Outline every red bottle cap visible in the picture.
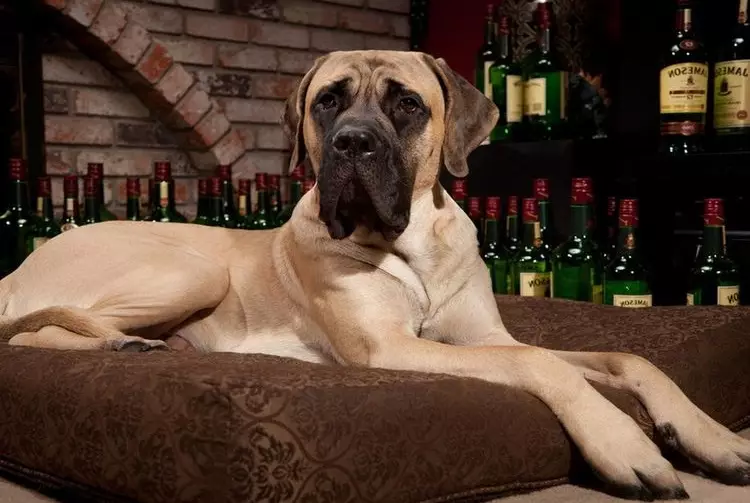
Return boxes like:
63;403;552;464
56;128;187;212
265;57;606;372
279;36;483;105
303;179;315;194
209;176;222;197
486;196;501;219
87;162;104;179
704;198;725;226
8;158;27;181
619;198;639;228
83;176;98;197
215;164;232;180
126;177;141;197
533;178;549;200
507;196;518;216
522;197;539;222
498;15;510;35
255;172;267;190
570;177;594;204
237;178;250;195
63;175;79;196
468;196;481;218
607;196;617;216
486;3;494;16
290;163;305;180
197;178;207;197
37;176;52;197
451;178;467;199
269;174;281;189
536;2;551;29
154;161;171;181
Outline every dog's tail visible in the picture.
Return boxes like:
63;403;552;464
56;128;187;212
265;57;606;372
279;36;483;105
0;306;121;342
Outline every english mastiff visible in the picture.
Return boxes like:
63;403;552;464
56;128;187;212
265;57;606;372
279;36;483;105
1;50;749;500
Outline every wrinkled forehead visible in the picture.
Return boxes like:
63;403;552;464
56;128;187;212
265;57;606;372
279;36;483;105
305;52;443;109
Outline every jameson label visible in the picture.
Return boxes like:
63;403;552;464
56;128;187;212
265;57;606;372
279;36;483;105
613;294;653;308
506;75;523;123
714;60;750;130
159;181;169;209
592;284;603;305
718;285;740;306
524;78;546;116
520;272;550;297
660;62;709;114
238;194;247;217
686;292;695;306
32;237;49;250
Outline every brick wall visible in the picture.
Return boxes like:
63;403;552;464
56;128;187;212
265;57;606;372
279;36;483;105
41;0;410;219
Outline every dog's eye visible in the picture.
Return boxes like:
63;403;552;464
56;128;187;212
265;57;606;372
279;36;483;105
318;93;338;110
398;97;420;114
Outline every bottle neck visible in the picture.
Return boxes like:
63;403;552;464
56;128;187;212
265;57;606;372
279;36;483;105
63;195;80;218
702;225;727;257
539;200;551;235
256;189;269;214
569;204;591;238
522;220;543;247
616;226;638;256
677;8;693;33
221;180;236;213
155;180;173;210
538;27;551;53
84;196;99;220
484;17;495;47
126;196;141;220
498;32;509;60
506;214;519;240
98;179;106;207
7;180;30;213
238;193;248;217
36;195;54;221
483;218;499;247
210;195;223;219
289;181;302;204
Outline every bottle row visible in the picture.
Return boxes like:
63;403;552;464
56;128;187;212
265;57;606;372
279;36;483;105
450;177;742;307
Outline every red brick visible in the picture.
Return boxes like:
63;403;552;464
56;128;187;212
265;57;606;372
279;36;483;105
216;97;284;123
339;8;390;34
278;49;321;75
233;125;256;150
254;125;289;150
66;0;103;27
119;2;184;35
43;55;124;87
78;149;192;177
74;88;150;118
218;0;279;18
155;64;194;104
282;2;338;27
367;0;409;13
230;153;259;179
113;21;152;66
211;129;245;165
251;74;299;99
250;21;309;49
44;87;70;113
365;35;409;50
116;121;177;146
172;85;212;127
173;178;196;204
89;2;128;45
311;29;364;51
186;13;249;42
391;14;409;38
195;69;252;97
177;0;215;10
243;151;288;175
45;116;114;145
45;0;68;10
162;38;215;66
45;148;76;175
218;44;277;71
194;107;232;147
136;42;174;83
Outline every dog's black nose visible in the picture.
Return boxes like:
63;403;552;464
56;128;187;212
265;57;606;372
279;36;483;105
332;126;378;157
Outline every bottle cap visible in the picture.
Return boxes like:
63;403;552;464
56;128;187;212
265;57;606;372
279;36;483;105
619;198;639;228
451;178;467;199
255;172;267;190
533;178;549;200
571;177;594;204
486;196;501;219
87;162;104;179
508;195;518;216
8;158;27;181
468;196;481;218
522;197;539;222
704;198;725;226
290;163;305;181
209;176;222;197
126;177;141;197
238;178;250;195
498;15;510;34
536;1;551;28
269;174;281;189
486;3;494;17
197;178;208;197
154;161;171;181
303;179;315;193
64;175;79;196
83;176;98;197
37;176;52;197
215;164;232;180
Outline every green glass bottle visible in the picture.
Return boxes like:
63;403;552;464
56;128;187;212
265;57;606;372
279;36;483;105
192;178;210;225
475;3;499;127
511;197;551;297
604;198;652;308
482;196;511;294
27;176;61;254
489;14;523;141
149;162;187;223
269;174;283;226
125;178;142;221
250;172;272;230
468;196;484;246
0;159;34;277
236;178;252;229
687;198;741;306
215;164;238;228
141;178;155;222
505;195;520;256
551;177;603;303
600;196;618;265
60;175;82;232
82;176;101;226
533;178;556;250
207;177;227;227
523;2;569;141
86;163;118;221
276;164;305;226
450;178;467;212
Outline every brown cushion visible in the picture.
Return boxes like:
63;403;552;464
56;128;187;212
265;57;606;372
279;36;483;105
0;297;748;503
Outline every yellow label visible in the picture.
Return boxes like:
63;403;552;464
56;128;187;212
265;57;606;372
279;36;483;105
36;197;44;215
524;78;546;116
507;75;523;123
483;61;493;101
613;294;652;308
519;272;550;297
32;237;49;250
741;0;748;23
686;293;694;306
592;284;603;304
159;181;169;208
238;194;247;217
714;60;750;129
65;197;75;214
660;63;708;114
718;285;740;306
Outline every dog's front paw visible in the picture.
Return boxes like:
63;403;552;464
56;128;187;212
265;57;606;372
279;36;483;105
109;338;171;353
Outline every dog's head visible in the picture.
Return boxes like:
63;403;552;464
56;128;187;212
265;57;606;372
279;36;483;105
283;50;498;241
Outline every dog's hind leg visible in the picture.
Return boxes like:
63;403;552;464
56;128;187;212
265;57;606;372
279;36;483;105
552;350;750;487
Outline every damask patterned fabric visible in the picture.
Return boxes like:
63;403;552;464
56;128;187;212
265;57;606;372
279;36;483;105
0;296;748;503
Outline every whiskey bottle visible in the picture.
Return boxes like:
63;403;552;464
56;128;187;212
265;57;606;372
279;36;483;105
250;173;272;230
603;199;652;307
505;195;520;256
523;1;568;141
215;165;238;228
482;196;511;294
489;14;523;141
0;159;33;277
687;198;741;305
126;177;142;221
60;175;82;232
468;196;483;246
82;176;101;225
207;177;227;228
511;197;551;297
450;178;468;211
149;162;187;223
236;179;252;229
533;178;555;250
27;176;61;253
659;0;708;155
276;164;304;227
476;4;499;103
601;196;618;264
269;174;282;223
86;163;118;221
713;0;750;151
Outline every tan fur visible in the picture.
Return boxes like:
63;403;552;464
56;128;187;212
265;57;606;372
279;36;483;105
1;50;749;499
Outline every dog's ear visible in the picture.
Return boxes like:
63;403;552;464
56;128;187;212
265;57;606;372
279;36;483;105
283;55;329;174
422;55;499;178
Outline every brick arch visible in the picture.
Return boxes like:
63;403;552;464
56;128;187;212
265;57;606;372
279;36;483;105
42;0;251;173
